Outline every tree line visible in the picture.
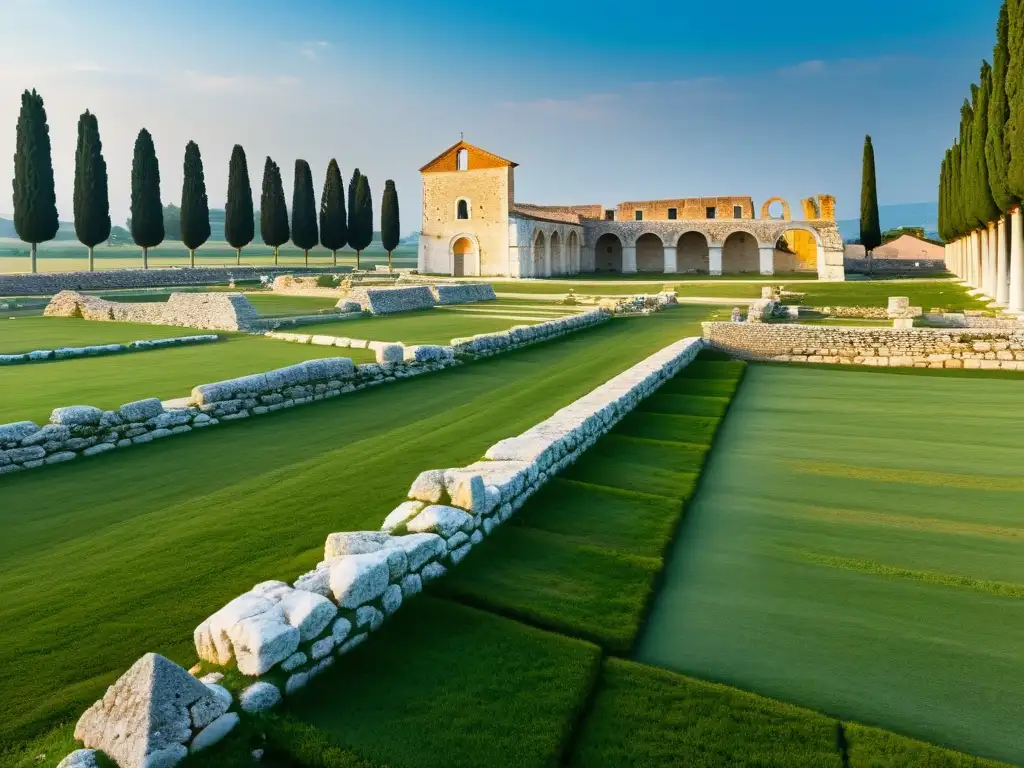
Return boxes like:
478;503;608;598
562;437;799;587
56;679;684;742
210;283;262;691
11;90;401;273
937;0;1024;311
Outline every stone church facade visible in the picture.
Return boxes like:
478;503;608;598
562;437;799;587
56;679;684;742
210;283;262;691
417;140;845;281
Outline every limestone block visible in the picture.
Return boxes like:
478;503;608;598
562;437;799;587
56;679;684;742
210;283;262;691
447;531;469;550
445;471;490;514
56;750;100;768
355;605;385;632
381;583;403;615
51;405;104;426
311;635;335;660
387;532;446;571
420;561;447;583
189;685;230;730
311;335;337;346
400;573;423;598
375;343;405;364
0;421;40;444
329;551;391;608
21;423;71;446
7;445;45;463
337;633;368;656
277;590;338;642
381;500;426;533
406;505;474;538
449;543;473;565
281;652;307;672
75;653;219;768
119;398;164;422
229;611;301;676
332;617;352;644
408;469;448;503
239;681;281;713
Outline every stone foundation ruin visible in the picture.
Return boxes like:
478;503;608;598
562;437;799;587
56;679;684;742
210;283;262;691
44;291;261;332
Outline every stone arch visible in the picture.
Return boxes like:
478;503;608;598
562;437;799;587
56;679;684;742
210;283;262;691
550;231;564;275
532;229;547;277
774;224;822;272
636;232;665;272
567;230;580;274
595;232;623;273
450;234;479;277
677;231;709;273
722;231;759;273
760;197;791;221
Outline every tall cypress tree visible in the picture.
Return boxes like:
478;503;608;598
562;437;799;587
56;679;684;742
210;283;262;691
12;89;59;274
1006;0;1024;200
349;173;374;269
960;100;978;231
225;144;254;265
319;159;347;266
972;69;1001;227
381;179;400;271
291;159;318;266
347;168;362;267
180;141;210;268
73;110;111;272
988;2;1016;212
261;157;289;265
951;143;964;239
130;128;164;269
938;153;948;244
859;136;881;270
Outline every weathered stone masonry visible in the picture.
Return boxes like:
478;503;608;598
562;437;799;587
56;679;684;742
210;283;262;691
702;321;1024;369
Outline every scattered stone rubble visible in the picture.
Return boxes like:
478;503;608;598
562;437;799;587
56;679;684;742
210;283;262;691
598;292;678;315
55;335;706;768
0;334;219;366
44;290;261;332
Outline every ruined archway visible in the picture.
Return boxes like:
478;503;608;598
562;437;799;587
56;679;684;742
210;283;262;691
722;231;759;273
760;197;791;221
595;232;623;273
676;231;709;273
636;233;664;272
776;225;821;273
532;230;547;277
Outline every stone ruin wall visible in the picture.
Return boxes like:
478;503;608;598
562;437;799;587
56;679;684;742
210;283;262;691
44;291;261;332
58;335;705;768
702;322;1024;369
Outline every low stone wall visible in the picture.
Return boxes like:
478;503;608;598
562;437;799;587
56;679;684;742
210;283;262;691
44;290;261;332
0;266;348;297
57;335;705;768
845;258;947;274
349;285;437;314
0;355;456;478
597;292;678;315
0;334;219;366
702;321;1024;369
451;309;609;357
921;313;1022;329
432;283;497;305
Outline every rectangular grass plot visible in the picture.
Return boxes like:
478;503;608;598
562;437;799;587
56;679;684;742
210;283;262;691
656;376;741;398
285;597;600;768
564;435;705;499
613;411;719;445
639;393;730;418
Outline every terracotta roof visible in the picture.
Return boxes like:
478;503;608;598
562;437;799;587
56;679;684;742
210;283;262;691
419;140;518;172
510;203;598;225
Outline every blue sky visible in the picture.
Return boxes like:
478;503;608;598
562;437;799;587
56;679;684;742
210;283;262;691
0;0;1004;230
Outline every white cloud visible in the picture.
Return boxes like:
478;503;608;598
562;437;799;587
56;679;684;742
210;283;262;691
298;41;330;61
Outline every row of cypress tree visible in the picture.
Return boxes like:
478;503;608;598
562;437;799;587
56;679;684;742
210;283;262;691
11;89;401;273
937;0;1024;311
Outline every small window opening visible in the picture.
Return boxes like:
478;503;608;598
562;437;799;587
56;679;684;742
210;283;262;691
668;208;677;220
604;209;615;221
733;205;743;219
635;210;643;221
457;200;469;220
706;207;716;219
456;149;468;171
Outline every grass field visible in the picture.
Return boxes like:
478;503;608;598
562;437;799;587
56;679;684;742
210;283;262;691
0;327;377;424
98;290;342;318
0;317;210;355
0;308;714;755
0;239;418;274
286;308;546;344
636;365;1024;765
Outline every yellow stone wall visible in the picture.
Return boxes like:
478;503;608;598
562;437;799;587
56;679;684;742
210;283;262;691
615;196;753;221
420;166;512;276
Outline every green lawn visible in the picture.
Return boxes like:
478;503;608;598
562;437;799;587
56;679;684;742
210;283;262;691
96;290;342;317
636;365;1024;765
0;308;713;756
285;597;600;768
0;316;212;355
434;357;745;654
0;333;376;425
287;308;546;344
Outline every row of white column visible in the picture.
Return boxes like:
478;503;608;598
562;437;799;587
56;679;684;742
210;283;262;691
618;245;775;275
946;208;1024;312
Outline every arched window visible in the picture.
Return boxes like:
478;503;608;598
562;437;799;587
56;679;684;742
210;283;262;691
457;149;468;171
457;199;470;220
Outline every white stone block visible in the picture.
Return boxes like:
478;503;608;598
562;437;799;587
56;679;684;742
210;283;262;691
329;551;391;608
277;590;338;642
406;505;474;538
190;712;239;753
239;681;281;713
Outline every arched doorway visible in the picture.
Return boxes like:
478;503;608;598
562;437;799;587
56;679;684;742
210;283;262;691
567;231;580;274
636;233;664;272
550;231;563;276
722;231;758;273
595;233;622;272
532;230;547;277
452;237;476;276
677;231;709;273
777;227;820;272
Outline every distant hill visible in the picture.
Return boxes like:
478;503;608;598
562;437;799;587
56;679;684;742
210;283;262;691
837;202;939;243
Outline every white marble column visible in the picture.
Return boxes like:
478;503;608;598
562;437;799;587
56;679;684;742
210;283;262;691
1009;207;1024;313
622;245;637;274
758;246;774;275
709;246;723;276
972;231;982;289
983;225;994;296
663;246;677;274
995;220;1008;305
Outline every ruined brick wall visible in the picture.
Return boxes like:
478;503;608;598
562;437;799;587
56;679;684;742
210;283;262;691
615;196;754;221
702;322;1024;369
